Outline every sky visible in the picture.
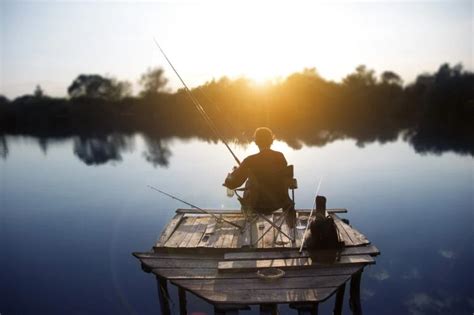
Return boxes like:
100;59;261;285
0;0;472;98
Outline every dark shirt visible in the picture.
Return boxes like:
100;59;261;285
224;149;291;212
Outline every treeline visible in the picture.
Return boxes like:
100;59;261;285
0;63;473;160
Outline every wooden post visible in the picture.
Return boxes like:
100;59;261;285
155;276;171;315
315;195;327;218
260;303;278;315
333;283;346;315
289;302;319;315
349;270;363;315
178;287;187;315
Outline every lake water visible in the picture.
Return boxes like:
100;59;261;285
1;135;472;314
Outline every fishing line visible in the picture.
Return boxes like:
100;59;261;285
299;176;323;253
148;185;243;230
153;38;241;165
195;87;243;139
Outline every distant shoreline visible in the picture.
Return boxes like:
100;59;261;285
1;63;472;160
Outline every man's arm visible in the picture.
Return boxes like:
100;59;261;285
223;161;249;189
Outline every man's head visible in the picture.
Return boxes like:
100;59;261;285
254;127;274;149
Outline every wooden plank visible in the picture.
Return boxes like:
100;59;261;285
224;245;380;261
331;215;369;246
152;265;362;280
164;217;197;248
298;208;347;214
273;213;284;247
135;252;222;260
238;221;252;248
261;216;274;248
218;255;375;271
217;217;243;248
174;275;350;291
251;218;259;247
197;219;218;248
203;217;241;248
332;216;356;245
140;258;219;269
231;220;245;248
295;212;308;248
205;221;216;235
203;224;222;248
187;287;336;304
278;214;293;248
215;225;237;248
332;218;353;246
349;228;370;246
176;208;347;215
186;217;208;248
179;217;201;248
332;215;370;246
156;213;185;247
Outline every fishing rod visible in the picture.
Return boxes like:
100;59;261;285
153;38;241;166
147;185;243;230
299;176;323;253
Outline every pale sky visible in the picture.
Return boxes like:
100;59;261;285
0;0;472;98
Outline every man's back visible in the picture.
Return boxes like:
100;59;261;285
226;149;292;212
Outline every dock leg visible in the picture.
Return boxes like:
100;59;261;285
333;283;346;315
349;270;363;315
290;302;319;315
155;276;171;315
260;303;278;315
178;287;187;315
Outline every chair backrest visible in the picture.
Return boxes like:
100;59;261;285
283;165;298;190
237;164;298;213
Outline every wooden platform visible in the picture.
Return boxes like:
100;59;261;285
134;208;379;314
155;208;369;250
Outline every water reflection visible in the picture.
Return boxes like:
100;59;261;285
1;129;472;167
142;135;172;167
1;136;472;314
0;136;7;159
73;134;135;165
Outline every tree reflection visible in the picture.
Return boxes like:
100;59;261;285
73;134;134;165
0;136;8;159
142;135;172;167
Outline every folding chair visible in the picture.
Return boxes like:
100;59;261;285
233;165;298;247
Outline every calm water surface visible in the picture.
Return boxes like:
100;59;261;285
1;135;472;314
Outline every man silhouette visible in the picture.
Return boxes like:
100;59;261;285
224;127;294;222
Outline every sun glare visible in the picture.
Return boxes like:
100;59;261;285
180;2;353;87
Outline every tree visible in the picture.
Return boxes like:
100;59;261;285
381;71;403;86
343;65;377;87
139;67;168;97
68;74;131;100
0;95;9;105
34;85;45;98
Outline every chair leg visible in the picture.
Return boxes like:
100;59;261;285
273;207;295;241
252;213;294;247
260;211;294;241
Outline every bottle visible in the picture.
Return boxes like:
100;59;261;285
226;188;235;197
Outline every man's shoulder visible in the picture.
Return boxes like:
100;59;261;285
270;149;285;156
242;152;260;164
245;149;286;161
268;149;286;160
